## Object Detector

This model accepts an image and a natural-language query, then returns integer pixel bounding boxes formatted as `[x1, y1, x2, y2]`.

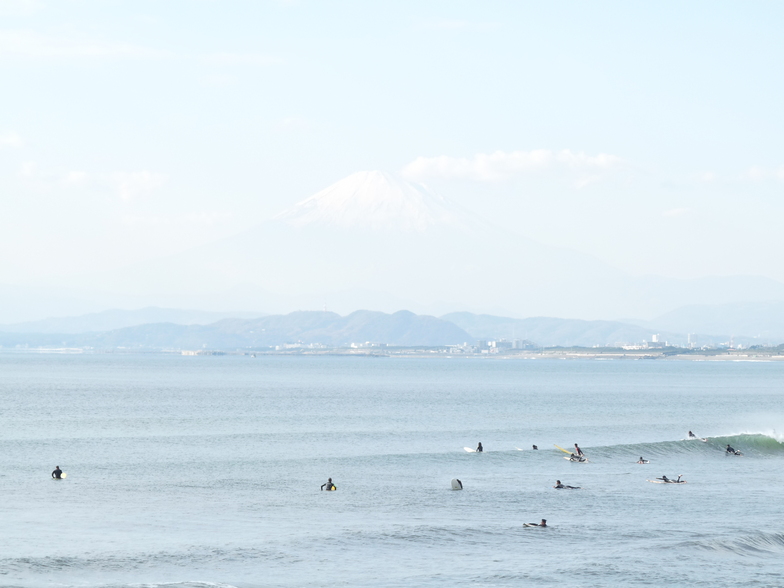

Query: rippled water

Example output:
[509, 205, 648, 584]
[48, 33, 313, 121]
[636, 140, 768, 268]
[1, 353, 783, 587]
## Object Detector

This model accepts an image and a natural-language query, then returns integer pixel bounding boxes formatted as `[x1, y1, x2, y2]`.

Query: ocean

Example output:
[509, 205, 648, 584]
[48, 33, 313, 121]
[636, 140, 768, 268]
[1, 353, 783, 587]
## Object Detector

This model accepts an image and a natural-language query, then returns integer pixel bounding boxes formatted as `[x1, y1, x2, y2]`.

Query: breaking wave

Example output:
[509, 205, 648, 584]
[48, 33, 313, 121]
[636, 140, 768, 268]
[680, 532, 784, 557]
[582, 433, 784, 458]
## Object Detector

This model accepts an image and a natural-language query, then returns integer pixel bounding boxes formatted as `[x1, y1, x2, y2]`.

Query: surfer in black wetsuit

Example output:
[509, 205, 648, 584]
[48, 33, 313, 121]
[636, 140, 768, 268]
[52, 466, 62, 479]
[527, 519, 547, 527]
[532, 445, 538, 450]
[726, 444, 737, 454]
[554, 480, 579, 489]
[688, 431, 696, 438]
[476, 442, 483, 453]
[637, 457, 647, 464]
[574, 443, 584, 457]
[659, 475, 670, 483]
[320, 478, 335, 491]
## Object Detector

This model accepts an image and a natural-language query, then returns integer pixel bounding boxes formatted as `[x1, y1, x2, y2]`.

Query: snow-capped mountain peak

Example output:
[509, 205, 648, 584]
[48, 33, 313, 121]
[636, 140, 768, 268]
[273, 170, 467, 232]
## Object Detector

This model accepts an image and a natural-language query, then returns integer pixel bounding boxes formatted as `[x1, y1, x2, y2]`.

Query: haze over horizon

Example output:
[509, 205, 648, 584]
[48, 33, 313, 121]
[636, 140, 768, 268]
[2, 1, 784, 323]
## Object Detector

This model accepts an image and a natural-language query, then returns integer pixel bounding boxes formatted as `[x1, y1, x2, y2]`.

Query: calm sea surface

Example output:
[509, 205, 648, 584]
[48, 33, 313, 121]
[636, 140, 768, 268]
[1, 353, 783, 587]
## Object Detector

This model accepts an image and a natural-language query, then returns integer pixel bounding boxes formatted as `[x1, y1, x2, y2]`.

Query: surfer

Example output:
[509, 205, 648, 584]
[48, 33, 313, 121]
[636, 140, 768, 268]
[554, 480, 579, 489]
[637, 457, 648, 464]
[726, 444, 737, 454]
[532, 445, 538, 450]
[569, 453, 585, 462]
[659, 475, 671, 483]
[476, 442, 483, 453]
[574, 443, 584, 457]
[527, 519, 547, 527]
[688, 431, 696, 438]
[320, 478, 335, 491]
[51, 466, 62, 479]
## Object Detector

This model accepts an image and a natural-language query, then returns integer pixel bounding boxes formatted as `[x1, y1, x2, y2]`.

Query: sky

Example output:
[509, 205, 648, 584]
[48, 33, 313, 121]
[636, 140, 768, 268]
[2, 0, 784, 290]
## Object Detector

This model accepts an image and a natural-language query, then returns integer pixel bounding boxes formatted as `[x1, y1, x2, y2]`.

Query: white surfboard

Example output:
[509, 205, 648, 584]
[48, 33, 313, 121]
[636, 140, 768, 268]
[647, 479, 687, 484]
[451, 478, 463, 490]
[564, 456, 588, 462]
[463, 447, 476, 452]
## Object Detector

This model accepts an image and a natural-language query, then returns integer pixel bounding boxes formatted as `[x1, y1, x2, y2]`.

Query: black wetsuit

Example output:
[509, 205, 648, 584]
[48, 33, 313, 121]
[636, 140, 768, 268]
[52, 468, 62, 479]
[726, 446, 736, 454]
[476, 444, 483, 452]
[321, 481, 335, 490]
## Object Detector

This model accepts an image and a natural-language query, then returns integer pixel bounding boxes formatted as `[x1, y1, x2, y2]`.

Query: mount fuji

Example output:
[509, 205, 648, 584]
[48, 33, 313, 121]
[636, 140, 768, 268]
[30, 171, 784, 320]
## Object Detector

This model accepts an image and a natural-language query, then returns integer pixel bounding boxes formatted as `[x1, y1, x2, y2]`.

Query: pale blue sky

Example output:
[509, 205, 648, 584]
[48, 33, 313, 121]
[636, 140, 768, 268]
[2, 0, 783, 286]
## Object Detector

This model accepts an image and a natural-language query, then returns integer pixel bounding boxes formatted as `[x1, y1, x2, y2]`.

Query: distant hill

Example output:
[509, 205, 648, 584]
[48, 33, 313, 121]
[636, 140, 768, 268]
[441, 312, 682, 347]
[634, 301, 784, 343]
[25, 170, 784, 322]
[0, 307, 266, 334]
[0, 310, 471, 350]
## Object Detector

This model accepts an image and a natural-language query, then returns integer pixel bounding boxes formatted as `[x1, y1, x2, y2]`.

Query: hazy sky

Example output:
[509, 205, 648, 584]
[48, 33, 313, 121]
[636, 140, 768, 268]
[2, 0, 783, 285]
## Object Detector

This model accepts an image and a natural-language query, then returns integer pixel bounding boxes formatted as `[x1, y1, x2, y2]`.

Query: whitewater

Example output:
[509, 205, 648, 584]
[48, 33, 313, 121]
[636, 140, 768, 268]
[1, 353, 783, 587]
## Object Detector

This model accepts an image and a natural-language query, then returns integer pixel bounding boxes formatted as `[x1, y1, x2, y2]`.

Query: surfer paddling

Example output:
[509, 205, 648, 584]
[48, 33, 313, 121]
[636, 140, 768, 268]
[637, 457, 648, 464]
[525, 519, 547, 527]
[554, 480, 579, 489]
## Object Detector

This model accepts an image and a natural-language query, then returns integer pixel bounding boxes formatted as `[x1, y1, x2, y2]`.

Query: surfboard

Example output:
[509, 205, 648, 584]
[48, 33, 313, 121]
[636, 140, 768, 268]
[523, 523, 547, 528]
[647, 479, 687, 484]
[554, 485, 581, 489]
[61, 472, 67, 479]
[463, 447, 476, 453]
[325, 485, 336, 491]
[564, 456, 588, 462]
[451, 478, 463, 490]
[636, 460, 650, 464]
[554, 444, 572, 454]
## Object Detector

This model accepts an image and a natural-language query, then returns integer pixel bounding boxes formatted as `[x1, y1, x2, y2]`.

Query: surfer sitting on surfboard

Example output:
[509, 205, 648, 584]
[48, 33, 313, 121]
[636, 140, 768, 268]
[569, 453, 586, 462]
[320, 478, 336, 491]
[476, 442, 483, 453]
[51, 466, 62, 479]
